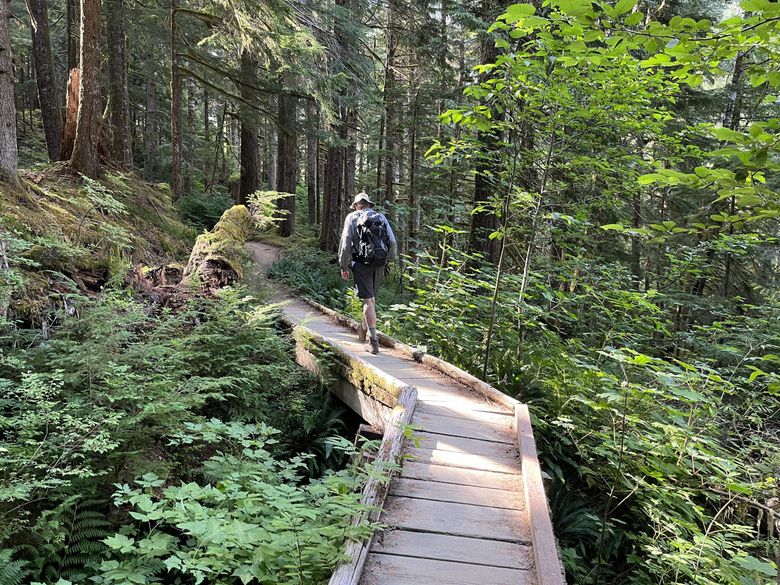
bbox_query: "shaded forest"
[1,0,780,583]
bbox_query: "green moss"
[1,167,197,323]
[182,205,253,287]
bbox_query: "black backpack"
[353,210,389,266]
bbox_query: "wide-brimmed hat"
[350,192,374,209]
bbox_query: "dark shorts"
[352,262,384,299]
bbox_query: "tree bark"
[0,0,18,180]
[60,67,79,160]
[238,50,259,204]
[70,0,102,178]
[382,0,398,215]
[66,0,78,72]
[170,0,182,199]
[203,88,209,184]
[467,0,502,264]
[144,75,157,179]
[276,91,298,236]
[183,76,195,195]
[306,98,317,225]
[106,0,131,165]
[26,0,62,161]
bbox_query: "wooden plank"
[329,386,418,585]
[402,461,521,492]
[388,477,522,509]
[411,412,514,444]
[360,553,533,585]
[415,401,514,425]
[405,446,520,475]
[380,496,531,543]
[412,432,521,460]
[516,404,566,585]
[372,529,534,570]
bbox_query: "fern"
[0,549,30,585]
[36,497,111,582]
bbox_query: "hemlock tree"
[0,0,16,180]
[25,0,62,161]
[70,0,102,178]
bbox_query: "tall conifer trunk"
[238,50,259,204]
[170,0,183,198]
[26,0,62,161]
[468,0,502,263]
[306,98,318,224]
[107,0,131,165]
[70,0,102,178]
[0,0,18,180]
[144,76,157,179]
[276,91,298,236]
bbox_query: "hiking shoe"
[367,339,379,355]
[357,324,367,343]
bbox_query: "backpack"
[353,210,389,266]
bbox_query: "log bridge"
[248,242,566,585]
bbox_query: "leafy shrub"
[94,420,386,585]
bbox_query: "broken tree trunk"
[182,205,252,290]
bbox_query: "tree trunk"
[306,98,317,225]
[203,88,209,185]
[408,91,419,270]
[144,75,157,179]
[467,0,502,264]
[276,91,298,236]
[106,0,131,165]
[170,0,182,199]
[382,0,398,215]
[238,50,259,204]
[183,76,195,195]
[320,132,344,252]
[26,0,62,161]
[344,107,357,199]
[69,0,102,178]
[66,0,78,72]
[60,68,79,159]
[0,0,18,180]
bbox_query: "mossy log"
[182,205,252,289]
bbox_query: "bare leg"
[363,297,377,330]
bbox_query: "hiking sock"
[369,327,378,341]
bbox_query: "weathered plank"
[361,553,534,585]
[411,412,515,444]
[388,477,522,509]
[372,529,534,570]
[381,496,531,543]
[415,401,515,426]
[411,431,521,460]
[404,446,520,475]
[402,460,521,491]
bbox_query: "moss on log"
[182,205,252,289]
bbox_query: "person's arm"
[384,215,398,260]
[338,214,354,272]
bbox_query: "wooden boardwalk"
[247,243,563,585]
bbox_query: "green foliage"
[177,191,235,231]
[94,421,386,585]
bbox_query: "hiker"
[338,191,397,354]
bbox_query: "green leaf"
[614,0,637,16]
[501,3,536,21]
[600,223,625,231]
[624,11,643,25]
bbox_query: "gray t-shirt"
[338,209,397,271]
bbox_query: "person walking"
[338,191,397,354]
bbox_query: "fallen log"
[181,205,252,290]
